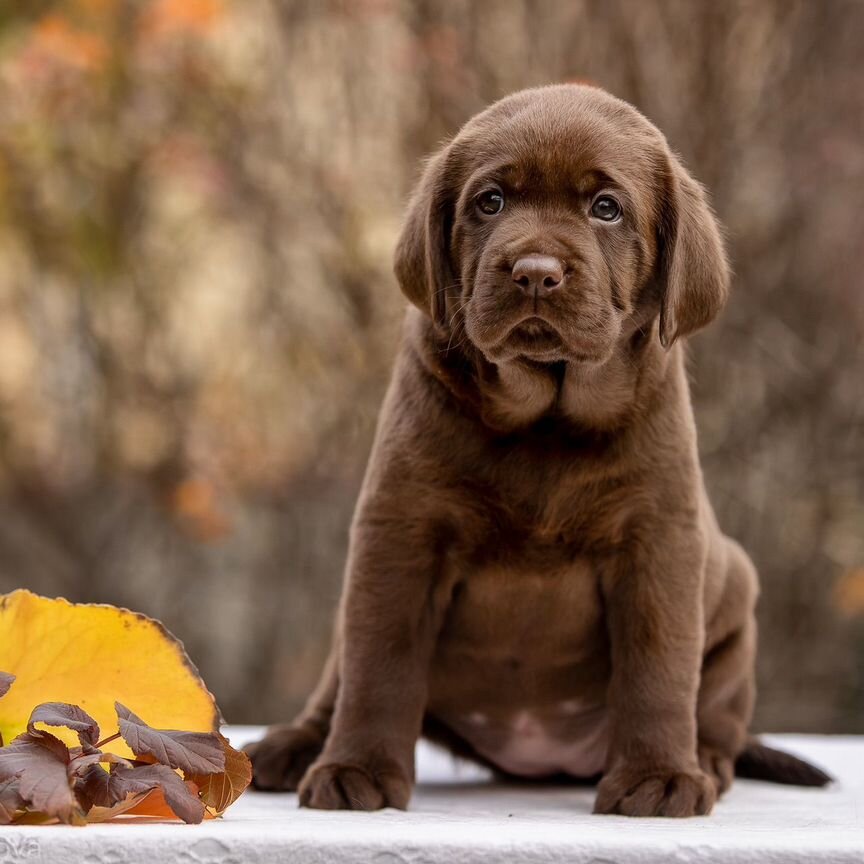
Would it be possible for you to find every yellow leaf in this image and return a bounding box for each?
[0,591,218,758]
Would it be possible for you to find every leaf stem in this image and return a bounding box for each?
[95,732,122,748]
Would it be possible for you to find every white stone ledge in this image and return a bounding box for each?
[1,728,861,863]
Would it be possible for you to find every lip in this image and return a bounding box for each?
[483,316,606,364]
[508,317,563,348]
[500,319,570,363]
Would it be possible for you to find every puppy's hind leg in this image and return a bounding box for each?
[246,641,338,791]
[697,539,757,796]
[698,539,833,791]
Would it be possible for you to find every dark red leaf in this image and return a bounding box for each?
[0,676,12,745]
[0,776,24,825]
[0,672,14,699]
[75,763,109,811]
[101,764,205,823]
[75,763,122,811]
[0,732,83,825]
[115,703,224,775]
[28,702,100,747]
[67,748,132,785]
[0,730,69,780]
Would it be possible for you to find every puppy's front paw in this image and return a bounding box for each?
[298,760,411,811]
[594,767,716,817]
[246,725,325,791]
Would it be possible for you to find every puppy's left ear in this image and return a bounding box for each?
[393,146,457,329]
[657,155,731,348]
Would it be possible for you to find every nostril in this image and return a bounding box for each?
[511,255,565,295]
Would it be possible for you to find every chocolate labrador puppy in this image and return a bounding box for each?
[248,84,830,816]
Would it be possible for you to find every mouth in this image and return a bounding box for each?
[507,317,564,353]
[475,313,607,365]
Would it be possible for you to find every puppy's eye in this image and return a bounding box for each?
[476,188,505,216]
[591,195,622,222]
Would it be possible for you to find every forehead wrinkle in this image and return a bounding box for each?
[469,114,658,190]
[469,145,646,211]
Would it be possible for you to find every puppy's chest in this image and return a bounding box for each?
[441,553,605,661]
[470,468,632,553]
[456,428,635,551]
[441,436,633,645]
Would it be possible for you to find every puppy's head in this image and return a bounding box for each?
[395,85,729,365]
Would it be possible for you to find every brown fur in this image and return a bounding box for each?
[246,85,829,817]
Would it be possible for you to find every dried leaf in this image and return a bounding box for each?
[0,590,219,754]
[116,703,224,775]
[187,733,251,815]
[28,702,100,747]
[10,810,58,826]
[0,732,84,825]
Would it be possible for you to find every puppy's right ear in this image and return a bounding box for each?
[394,146,456,329]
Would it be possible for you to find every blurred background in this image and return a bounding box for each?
[0,0,861,732]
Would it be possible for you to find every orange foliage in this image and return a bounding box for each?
[142,0,224,37]
[169,477,232,542]
[30,14,107,72]
[832,569,864,619]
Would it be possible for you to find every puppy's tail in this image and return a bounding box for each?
[734,738,833,787]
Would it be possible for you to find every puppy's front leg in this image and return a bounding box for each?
[298,513,446,811]
[595,523,715,817]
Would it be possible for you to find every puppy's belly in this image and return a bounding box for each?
[442,702,608,778]
[429,558,609,777]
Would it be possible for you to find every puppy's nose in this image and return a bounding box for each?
[511,255,564,297]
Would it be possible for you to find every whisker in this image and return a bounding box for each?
[623,311,647,340]
[447,297,472,329]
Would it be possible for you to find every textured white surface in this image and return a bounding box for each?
[0,728,862,863]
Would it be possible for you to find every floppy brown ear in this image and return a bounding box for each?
[393,147,456,329]
[657,155,731,348]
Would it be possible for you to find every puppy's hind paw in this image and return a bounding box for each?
[699,745,735,795]
[246,724,325,791]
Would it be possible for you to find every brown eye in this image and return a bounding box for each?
[591,195,622,222]
[476,188,505,216]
